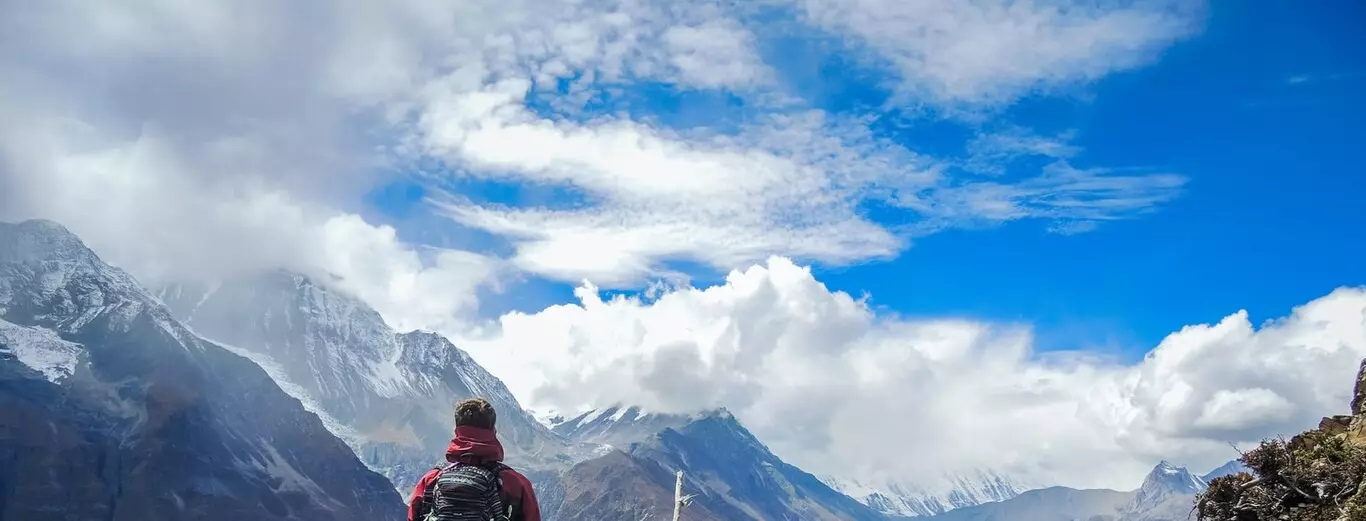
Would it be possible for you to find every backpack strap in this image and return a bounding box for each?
[417,462,452,519]
[482,463,517,520]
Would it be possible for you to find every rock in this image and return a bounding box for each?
[1353,358,1366,416]
[1322,415,1354,435]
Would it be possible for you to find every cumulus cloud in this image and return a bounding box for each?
[793,0,1206,105]
[455,258,1366,491]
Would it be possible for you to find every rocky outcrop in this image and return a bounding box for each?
[1196,357,1366,521]
[1353,358,1366,416]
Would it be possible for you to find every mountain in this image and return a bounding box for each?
[919,460,1226,521]
[155,272,581,494]
[1198,460,1247,483]
[554,405,888,521]
[553,405,695,449]
[0,219,405,520]
[557,405,1031,519]
[822,469,1030,518]
[921,486,1131,521]
[1116,461,1205,521]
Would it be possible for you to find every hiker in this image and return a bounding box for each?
[407,398,542,521]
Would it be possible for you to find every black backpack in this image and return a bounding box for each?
[421,461,511,521]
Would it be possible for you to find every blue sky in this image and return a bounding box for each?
[364,0,1365,354]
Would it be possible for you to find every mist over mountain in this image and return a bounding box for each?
[155,272,580,493]
[0,220,405,520]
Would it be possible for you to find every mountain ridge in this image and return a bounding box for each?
[554,403,889,521]
[156,271,583,494]
[0,218,406,520]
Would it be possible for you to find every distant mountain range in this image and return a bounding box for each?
[921,460,1249,521]
[0,218,1251,521]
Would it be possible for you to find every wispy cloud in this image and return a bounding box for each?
[791,0,1207,106]
[963,126,1083,175]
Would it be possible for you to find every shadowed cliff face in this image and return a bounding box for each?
[0,219,405,521]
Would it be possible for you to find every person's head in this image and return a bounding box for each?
[454,398,497,431]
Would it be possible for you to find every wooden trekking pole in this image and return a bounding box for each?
[672,470,684,521]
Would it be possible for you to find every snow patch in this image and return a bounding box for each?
[0,318,84,383]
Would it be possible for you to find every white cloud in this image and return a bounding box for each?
[413,77,1187,285]
[963,126,1082,175]
[455,257,1366,491]
[0,113,499,331]
[1,0,1200,299]
[900,161,1187,235]
[793,0,1206,105]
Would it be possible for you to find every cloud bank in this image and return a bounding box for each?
[457,258,1366,491]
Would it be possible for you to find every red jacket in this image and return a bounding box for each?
[407,426,541,521]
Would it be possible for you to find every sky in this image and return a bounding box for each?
[1,0,1364,494]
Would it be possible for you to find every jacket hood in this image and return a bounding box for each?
[445,426,505,463]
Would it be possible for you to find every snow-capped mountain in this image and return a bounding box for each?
[554,405,698,449]
[559,404,1033,519]
[922,486,1133,521]
[555,405,886,521]
[156,271,579,492]
[1118,461,1207,520]
[822,468,1032,517]
[918,459,1236,521]
[0,219,404,520]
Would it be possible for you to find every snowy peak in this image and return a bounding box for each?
[0,220,164,334]
[1140,461,1208,495]
[0,219,93,263]
[553,405,737,448]
[1120,460,1208,518]
[825,468,1031,518]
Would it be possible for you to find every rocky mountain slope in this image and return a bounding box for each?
[156,273,579,494]
[0,219,405,520]
[554,405,888,521]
